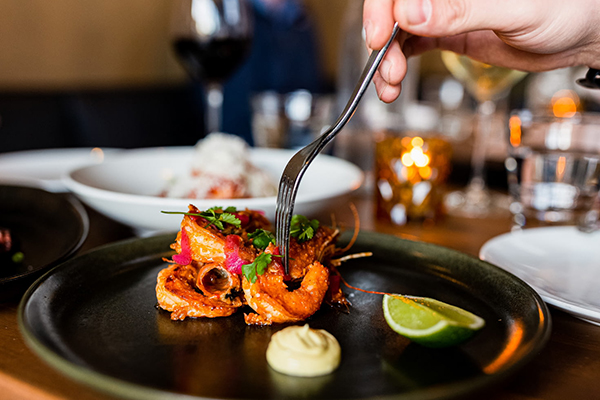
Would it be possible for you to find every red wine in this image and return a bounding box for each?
[173,37,251,83]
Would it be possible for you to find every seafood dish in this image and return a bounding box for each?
[161,133,277,199]
[156,205,356,325]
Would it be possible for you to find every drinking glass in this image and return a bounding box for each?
[171,0,253,134]
[506,110,600,231]
[441,52,527,217]
[251,90,333,149]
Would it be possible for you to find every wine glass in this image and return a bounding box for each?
[441,51,527,217]
[171,0,253,134]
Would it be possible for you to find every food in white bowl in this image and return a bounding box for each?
[161,133,276,199]
[63,146,363,233]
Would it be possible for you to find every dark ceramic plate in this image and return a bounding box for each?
[0,185,88,300]
[18,231,550,400]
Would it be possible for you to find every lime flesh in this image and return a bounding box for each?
[383,294,485,348]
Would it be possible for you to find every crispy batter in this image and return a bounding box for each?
[156,263,240,320]
[242,245,330,325]
[157,205,347,324]
[170,205,268,265]
[196,262,242,303]
[288,225,339,279]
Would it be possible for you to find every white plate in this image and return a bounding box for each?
[480,226,600,325]
[63,146,364,233]
[0,148,121,192]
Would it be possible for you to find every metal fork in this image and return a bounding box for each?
[275,23,400,273]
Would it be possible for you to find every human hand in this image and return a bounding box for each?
[364,0,600,102]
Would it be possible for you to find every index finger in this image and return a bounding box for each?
[363,0,396,50]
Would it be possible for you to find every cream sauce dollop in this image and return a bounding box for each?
[266,324,341,377]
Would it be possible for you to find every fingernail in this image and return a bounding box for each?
[363,19,377,48]
[380,60,393,82]
[406,0,431,26]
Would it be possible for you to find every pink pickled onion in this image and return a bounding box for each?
[172,230,192,265]
[224,235,248,274]
[234,212,250,226]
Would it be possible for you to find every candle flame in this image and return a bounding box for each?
[551,90,579,118]
[509,115,521,147]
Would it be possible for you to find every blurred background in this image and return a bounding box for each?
[2,0,600,192]
[0,0,344,150]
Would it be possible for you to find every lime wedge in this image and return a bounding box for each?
[382,294,485,348]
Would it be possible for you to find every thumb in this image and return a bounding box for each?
[394,0,535,37]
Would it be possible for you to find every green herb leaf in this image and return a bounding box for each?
[242,253,272,283]
[11,251,24,264]
[219,212,241,226]
[205,206,237,212]
[161,208,241,230]
[289,215,319,243]
[247,229,276,250]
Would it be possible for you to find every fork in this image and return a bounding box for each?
[275,23,400,273]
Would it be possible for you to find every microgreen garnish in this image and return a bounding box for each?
[290,215,319,243]
[215,206,238,213]
[248,229,276,250]
[242,253,272,283]
[161,206,241,230]
[11,251,24,263]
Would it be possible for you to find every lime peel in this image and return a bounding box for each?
[383,294,485,348]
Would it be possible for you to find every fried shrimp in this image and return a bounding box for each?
[196,262,242,303]
[157,205,359,324]
[171,215,227,264]
[170,205,267,265]
[242,245,330,325]
[156,263,242,320]
[288,225,339,279]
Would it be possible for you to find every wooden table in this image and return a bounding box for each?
[1,194,599,400]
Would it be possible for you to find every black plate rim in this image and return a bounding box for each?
[0,184,90,285]
[18,231,552,400]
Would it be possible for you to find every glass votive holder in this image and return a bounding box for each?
[374,130,453,226]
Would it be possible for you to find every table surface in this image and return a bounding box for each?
[1,192,599,400]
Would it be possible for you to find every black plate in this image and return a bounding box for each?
[0,185,88,300]
[19,231,550,400]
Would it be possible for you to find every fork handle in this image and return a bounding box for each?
[278,23,400,274]
[313,22,400,155]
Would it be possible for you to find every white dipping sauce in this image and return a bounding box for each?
[266,324,341,377]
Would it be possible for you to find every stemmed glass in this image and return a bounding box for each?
[171,0,253,134]
[441,52,527,217]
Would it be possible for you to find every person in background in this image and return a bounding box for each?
[219,0,325,144]
[363,0,600,103]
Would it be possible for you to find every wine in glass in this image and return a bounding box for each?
[171,0,253,134]
[441,51,527,217]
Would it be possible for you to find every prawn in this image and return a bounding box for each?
[170,205,267,265]
[287,225,339,279]
[242,244,330,325]
[156,263,242,320]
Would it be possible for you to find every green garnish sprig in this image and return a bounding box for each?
[162,206,241,230]
[242,252,272,283]
[290,215,319,243]
[242,252,285,283]
[247,229,276,250]
[11,251,24,264]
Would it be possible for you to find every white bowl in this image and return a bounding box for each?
[63,146,364,233]
[0,147,122,192]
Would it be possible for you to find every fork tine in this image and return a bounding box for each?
[276,172,295,274]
